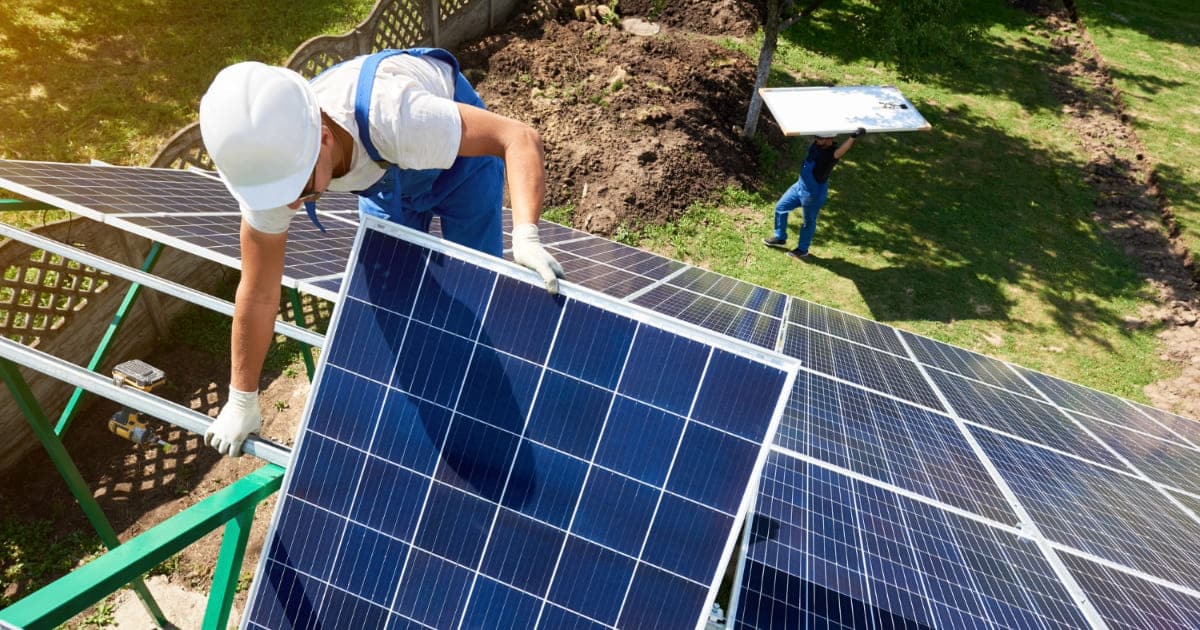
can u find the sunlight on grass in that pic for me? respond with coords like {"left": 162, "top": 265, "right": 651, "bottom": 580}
{"left": 0, "top": 0, "right": 376, "bottom": 165}
{"left": 1075, "top": 0, "right": 1200, "bottom": 261}
{"left": 638, "top": 1, "right": 1171, "bottom": 402}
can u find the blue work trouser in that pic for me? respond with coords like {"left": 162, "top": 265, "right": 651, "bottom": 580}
{"left": 773, "top": 162, "right": 828, "bottom": 254}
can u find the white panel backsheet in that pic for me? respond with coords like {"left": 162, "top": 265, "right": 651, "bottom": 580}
{"left": 759, "top": 86, "right": 931, "bottom": 136}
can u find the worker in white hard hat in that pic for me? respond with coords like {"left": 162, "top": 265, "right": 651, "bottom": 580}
{"left": 198, "top": 48, "right": 564, "bottom": 457}
{"left": 763, "top": 127, "right": 865, "bottom": 259}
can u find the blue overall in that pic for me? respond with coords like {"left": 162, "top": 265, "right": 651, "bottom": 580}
{"left": 773, "top": 154, "right": 829, "bottom": 254}
{"left": 305, "top": 48, "right": 503, "bottom": 256}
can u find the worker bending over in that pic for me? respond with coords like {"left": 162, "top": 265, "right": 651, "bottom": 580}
{"left": 199, "top": 48, "right": 564, "bottom": 456}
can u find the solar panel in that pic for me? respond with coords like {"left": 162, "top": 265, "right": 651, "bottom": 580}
{"left": 244, "top": 216, "right": 800, "bottom": 629}
{"left": 732, "top": 454, "right": 1091, "bottom": 629}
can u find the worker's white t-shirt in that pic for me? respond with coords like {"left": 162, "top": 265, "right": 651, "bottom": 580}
{"left": 244, "top": 55, "right": 463, "bottom": 234}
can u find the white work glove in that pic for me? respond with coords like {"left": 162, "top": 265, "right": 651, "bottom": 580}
{"left": 511, "top": 223, "right": 565, "bottom": 295}
{"left": 205, "top": 386, "right": 262, "bottom": 457}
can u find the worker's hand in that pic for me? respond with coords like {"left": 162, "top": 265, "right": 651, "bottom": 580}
{"left": 851, "top": 127, "right": 867, "bottom": 138}
{"left": 206, "top": 386, "right": 262, "bottom": 457}
{"left": 511, "top": 223, "right": 565, "bottom": 295}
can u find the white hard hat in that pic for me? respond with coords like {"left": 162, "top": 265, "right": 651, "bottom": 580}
{"left": 815, "top": 132, "right": 836, "bottom": 139}
{"left": 199, "top": 62, "right": 321, "bottom": 211}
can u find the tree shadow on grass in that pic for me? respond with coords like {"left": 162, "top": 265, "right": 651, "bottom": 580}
{"left": 770, "top": 102, "right": 1161, "bottom": 351}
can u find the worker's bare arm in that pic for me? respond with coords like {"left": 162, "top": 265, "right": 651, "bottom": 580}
{"left": 231, "top": 219, "right": 288, "bottom": 392}
{"left": 834, "top": 137, "right": 855, "bottom": 160}
{"left": 454, "top": 102, "right": 546, "bottom": 226}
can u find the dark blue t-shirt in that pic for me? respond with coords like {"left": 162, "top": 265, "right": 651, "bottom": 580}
{"left": 806, "top": 141, "right": 839, "bottom": 184}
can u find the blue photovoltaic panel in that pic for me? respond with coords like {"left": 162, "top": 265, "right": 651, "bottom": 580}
{"left": 930, "top": 369, "right": 1126, "bottom": 469}
{"left": 542, "top": 246, "right": 660, "bottom": 299}
{"left": 1129, "top": 402, "right": 1200, "bottom": 448}
{"left": 788, "top": 298, "right": 908, "bottom": 356}
{"left": 901, "top": 330, "right": 1039, "bottom": 397}
{"left": 0, "top": 159, "right": 239, "bottom": 215}
{"left": 631, "top": 287, "right": 782, "bottom": 349}
{"left": 732, "top": 454, "right": 1091, "bottom": 629}
{"left": 775, "top": 371, "right": 1015, "bottom": 524}
{"left": 245, "top": 217, "right": 798, "bottom": 629}
{"left": 1062, "top": 552, "right": 1200, "bottom": 629}
{"left": 666, "top": 269, "right": 788, "bottom": 320}
{"left": 974, "top": 429, "right": 1200, "bottom": 590}
{"left": 782, "top": 323, "right": 943, "bottom": 411}
{"left": 1070, "top": 411, "right": 1200, "bottom": 495}
{"left": 1016, "top": 367, "right": 1184, "bottom": 438}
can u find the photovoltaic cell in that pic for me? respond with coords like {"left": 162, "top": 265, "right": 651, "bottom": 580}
{"left": 776, "top": 371, "right": 1015, "bottom": 523}
{"left": 1017, "top": 367, "right": 1182, "bottom": 439}
{"left": 732, "top": 454, "right": 1091, "bottom": 629}
{"left": 789, "top": 298, "right": 908, "bottom": 356}
{"left": 244, "top": 217, "right": 798, "bottom": 629}
{"left": 1071, "top": 411, "right": 1200, "bottom": 494}
{"left": 1129, "top": 402, "right": 1200, "bottom": 448}
{"left": 632, "top": 286, "right": 782, "bottom": 349}
{"left": 0, "top": 159, "right": 239, "bottom": 215}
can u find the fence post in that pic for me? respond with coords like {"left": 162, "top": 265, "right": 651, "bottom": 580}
{"left": 430, "top": 0, "right": 440, "bottom": 47}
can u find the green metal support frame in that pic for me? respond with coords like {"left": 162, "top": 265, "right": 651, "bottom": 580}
{"left": 0, "top": 201, "right": 311, "bottom": 626}
{"left": 286, "top": 287, "right": 318, "bottom": 380}
{"left": 0, "top": 464, "right": 285, "bottom": 629}
{"left": 55, "top": 241, "right": 165, "bottom": 435}
{"left": 0, "top": 358, "right": 167, "bottom": 626}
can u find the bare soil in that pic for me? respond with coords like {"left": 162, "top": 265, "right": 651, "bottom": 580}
{"left": 458, "top": 0, "right": 776, "bottom": 235}
{"left": 4, "top": 0, "right": 1198, "bottom": 625}
{"left": 1033, "top": 0, "right": 1200, "bottom": 419}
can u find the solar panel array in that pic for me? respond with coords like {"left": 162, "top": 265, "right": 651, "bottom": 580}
{"left": 3, "top": 160, "right": 1200, "bottom": 628}
{"left": 0, "top": 159, "right": 359, "bottom": 302}
{"left": 244, "top": 218, "right": 798, "bottom": 628}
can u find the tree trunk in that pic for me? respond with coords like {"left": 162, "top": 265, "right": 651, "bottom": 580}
{"left": 742, "top": 0, "right": 827, "bottom": 140}
{"left": 742, "top": 0, "right": 781, "bottom": 139}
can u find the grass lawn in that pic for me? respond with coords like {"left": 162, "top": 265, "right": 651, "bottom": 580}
{"left": 1073, "top": 0, "right": 1200, "bottom": 260}
{"left": 634, "top": 0, "right": 1174, "bottom": 402}
{"left": 0, "top": 0, "right": 375, "bottom": 165}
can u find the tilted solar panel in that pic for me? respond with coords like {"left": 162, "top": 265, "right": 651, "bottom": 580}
{"left": 244, "top": 217, "right": 799, "bottom": 629}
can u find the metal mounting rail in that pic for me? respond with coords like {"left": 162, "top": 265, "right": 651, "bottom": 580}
{"left": 0, "top": 337, "right": 291, "bottom": 467}
{"left": 0, "top": 222, "right": 325, "bottom": 348}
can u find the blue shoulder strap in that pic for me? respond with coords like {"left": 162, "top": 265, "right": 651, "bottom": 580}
{"left": 354, "top": 48, "right": 463, "bottom": 166}
{"left": 304, "top": 200, "right": 324, "bottom": 233}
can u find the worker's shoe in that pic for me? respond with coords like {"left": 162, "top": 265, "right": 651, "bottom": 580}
{"left": 763, "top": 236, "right": 787, "bottom": 247}
{"left": 787, "top": 249, "right": 810, "bottom": 260}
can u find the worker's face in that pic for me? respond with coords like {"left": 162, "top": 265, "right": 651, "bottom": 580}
{"left": 815, "top": 137, "right": 834, "bottom": 147}
{"left": 287, "top": 126, "right": 335, "bottom": 210}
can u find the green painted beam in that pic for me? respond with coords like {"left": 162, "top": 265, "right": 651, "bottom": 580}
{"left": 286, "top": 287, "right": 317, "bottom": 380}
{"left": 203, "top": 507, "right": 254, "bottom": 630}
{"left": 0, "top": 198, "right": 56, "bottom": 211}
{"left": 0, "top": 465, "right": 284, "bottom": 630}
{"left": 55, "top": 241, "right": 165, "bottom": 436}
{"left": 0, "top": 358, "right": 166, "bottom": 626}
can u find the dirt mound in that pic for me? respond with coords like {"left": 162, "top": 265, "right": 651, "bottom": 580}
{"left": 459, "top": 0, "right": 775, "bottom": 235}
